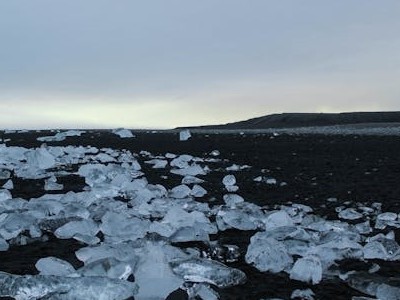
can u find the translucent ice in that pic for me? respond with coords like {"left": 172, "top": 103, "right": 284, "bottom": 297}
{"left": 145, "top": 159, "right": 168, "bottom": 169}
{"left": 291, "top": 288, "right": 315, "bottom": 300}
{"left": 171, "top": 165, "right": 206, "bottom": 177}
{"left": 191, "top": 185, "right": 208, "bottom": 198}
{"left": 222, "top": 175, "right": 236, "bottom": 187}
{"left": 78, "top": 257, "right": 136, "bottom": 281}
{"left": 338, "top": 208, "right": 363, "bottom": 220}
{"left": 44, "top": 176, "right": 64, "bottom": 191}
{"left": 182, "top": 176, "right": 204, "bottom": 185}
{"left": 289, "top": 255, "right": 322, "bottom": 284}
{"left": 179, "top": 129, "right": 192, "bottom": 141}
{"left": 347, "top": 272, "right": 400, "bottom": 300}
{"left": 223, "top": 194, "right": 245, "bottom": 206}
{"left": 26, "top": 148, "right": 56, "bottom": 170}
{"left": 35, "top": 257, "right": 76, "bottom": 276}
{"left": 376, "top": 283, "right": 400, "bottom": 300}
{"left": 375, "top": 212, "right": 399, "bottom": 230}
{"left": 150, "top": 207, "right": 216, "bottom": 238}
{"left": 245, "top": 234, "right": 293, "bottom": 273}
{"left": 263, "top": 211, "right": 294, "bottom": 229}
{"left": 170, "top": 155, "right": 193, "bottom": 169}
{"left": 75, "top": 243, "right": 135, "bottom": 265}
{"left": 170, "top": 257, "right": 246, "bottom": 288}
{"left": 54, "top": 219, "right": 99, "bottom": 239}
{"left": 222, "top": 175, "right": 239, "bottom": 192}
{"left": 134, "top": 242, "right": 184, "bottom": 300}
{"left": 0, "top": 271, "right": 137, "bottom": 300}
{"left": 363, "top": 238, "right": 400, "bottom": 260}
{"left": 100, "top": 211, "right": 149, "bottom": 243}
{"left": 78, "top": 164, "right": 108, "bottom": 187}
{"left": 187, "top": 283, "right": 220, "bottom": 300}
{"left": 112, "top": 128, "right": 135, "bottom": 138}
{"left": 216, "top": 202, "right": 264, "bottom": 231}
{"left": 0, "top": 237, "right": 9, "bottom": 251}
{"left": 0, "top": 169, "right": 11, "bottom": 180}
{"left": 170, "top": 226, "right": 210, "bottom": 242}
{"left": 0, "top": 212, "right": 36, "bottom": 240}
{"left": 2, "top": 179, "right": 14, "bottom": 190}
{"left": 0, "top": 189, "right": 12, "bottom": 201}
{"left": 37, "top": 130, "right": 85, "bottom": 142}
{"left": 169, "top": 185, "right": 192, "bottom": 199}
{"left": 217, "top": 209, "right": 259, "bottom": 231}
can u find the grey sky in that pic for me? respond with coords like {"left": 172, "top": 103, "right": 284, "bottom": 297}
{"left": 0, "top": 1, "right": 399, "bottom": 129}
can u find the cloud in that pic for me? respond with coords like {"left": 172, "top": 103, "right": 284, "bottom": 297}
{"left": 0, "top": 0, "right": 399, "bottom": 128}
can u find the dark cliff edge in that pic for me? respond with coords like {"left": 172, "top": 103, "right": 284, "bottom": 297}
{"left": 180, "top": 112, "right": 400, "bottom": 130}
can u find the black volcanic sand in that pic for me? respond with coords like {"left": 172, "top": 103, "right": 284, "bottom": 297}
{"left": 1, "top": 130, "right": 400, "bottom": 299}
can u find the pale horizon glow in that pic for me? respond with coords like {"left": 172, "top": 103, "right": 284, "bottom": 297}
{"left": 0, "top": 0, "right": 399, "bottom": 129}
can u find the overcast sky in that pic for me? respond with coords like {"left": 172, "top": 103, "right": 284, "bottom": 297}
{"left": 0, "top": 1, "right": 399, "bottom": 129}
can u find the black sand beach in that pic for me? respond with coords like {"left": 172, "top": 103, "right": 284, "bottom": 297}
{"left": 1, "top": 130, "right": 400, "bottom": 299}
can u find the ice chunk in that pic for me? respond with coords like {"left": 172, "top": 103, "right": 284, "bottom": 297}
{"left": 186, "top": 283, "right": 219, "bottom": 300}
{"left": 222, "top": 175, "right": 236, "bottom": 187}
{"left": 44, "top": 176, "right": 64, "bottom": 191}
{"left": 245, "top": 234, "right": 293, "bottom": 273}
{"left": 363, "top": 238, "right": 400, "bottom": 260}
{"left": 78, "top": 164, "right": 107, "bottom": 187}
{"left": 216, "top": 203, "right": 264, "bottom": 231}
{"left": 289, "top": 255, "right": 322, "bottom": 284}
{"left": 73, "top": 234, "right": 100, "bottom": 245}
{"left": 210, "top": 150, "right": 220, "bottom": 156}
{"left": 134, "top": 242, "right": 184, "bottom": 300}
{"left": 0, "top": 212, "right": 36, "bottom": 240}
{"left": 291, "top": 288, "right": 315, "bottom": 300}
{"left": 78, "top": 257, "right": 136, "bottom": 281}
{"left": 35, "top": 257, "right": 76, "bottom": 276}
{"left": 209, "top": 244, "right": 241, "bottom": 263}
{"left": 226, "top": 164, "right": 240, "bottom": 171}
{"left": 339, "top": 208, "right": 363, "bottom": 220}
{"left": 76, "top": 244, "right": 134, "bottom": 265}
{"left": 376, "top": 283, "right": 400, "bottom": 300}
{"left": 170, "top": 226, "right": 210, "bottom": 243}
{"left": 355, "top": 220, "right": 373, "bottom": 234}
{"left": 0, "top": 169, "right": 11, "bottom": 180}
{"left": 145, "top": 159, "right": 168, "bottom": 169}
{"left": 217, "top": 209, "right": 259, "bottom": 231}
{"left": 26, "top": 148, "right": 56, "bottom": 170}
{"left": 265, "top": 178, "right": 277, "bottom": 185}
{"left": 223, "top": 194, "right": 244, "bottom": 206}
{"left": 165, "top": 153, "right": 177, "bottom": 159}
{"left": 112, "top": 128, "right": 134, "bottom": 138}
{"left": 222, "top": 175, "right": 239, "bottom": 192}
{"left": 2, "top": 179, "right": 13, "bottom": 190}
{"left": 169, "top": 185, "right": 192, "bottom": 199}
{"left": 170, "top": 155, "right": 193, "bottom": 168}
{"left": 100, "top": 212, "right": 149, "bottom": 242}
{"left": 179, "top": 129, "right": 192, "bottom": 141}
{"left": 346, "top": 272, "right": 400, "bottom": 299}
{"left": 37, "top": 130, "right": 85, "bottom": 142}
{"left": 150, "top": 207, "right": 216, "bottom": 238}
{"left": 182, "top": 176, "right": 204, "bottom": 185}
{"left": 54, "top": 219, "right": 99, "bottom": 239}
{"left": 263, "top": 211, "right": 294, "bottom": 229}
{"left": 0, "top": 237, "right": 9, "bottom": 251}
{"left": 375, "top": 212, "right": 399, "bottom": 230}
{"left": 170, "top": 257, "right": 246, "bottom": 288}
{"left": 171, "top": 165, "right": 206, "bottom": 177}
{"left": 0, "top": 271, "right": 138, "bottom": 299}
{"left": 191, "top": 185, "right": 207, "bottom": 198}
{"left": 0, "top": 189, "right": 12, "bottom": 201}
{"left": 94, "top": 153, "right": 116, "bottom": 163}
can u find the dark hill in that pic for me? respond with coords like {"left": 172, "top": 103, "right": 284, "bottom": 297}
{"left": 189, "top": 112, "right": 400, "bottom": 129}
